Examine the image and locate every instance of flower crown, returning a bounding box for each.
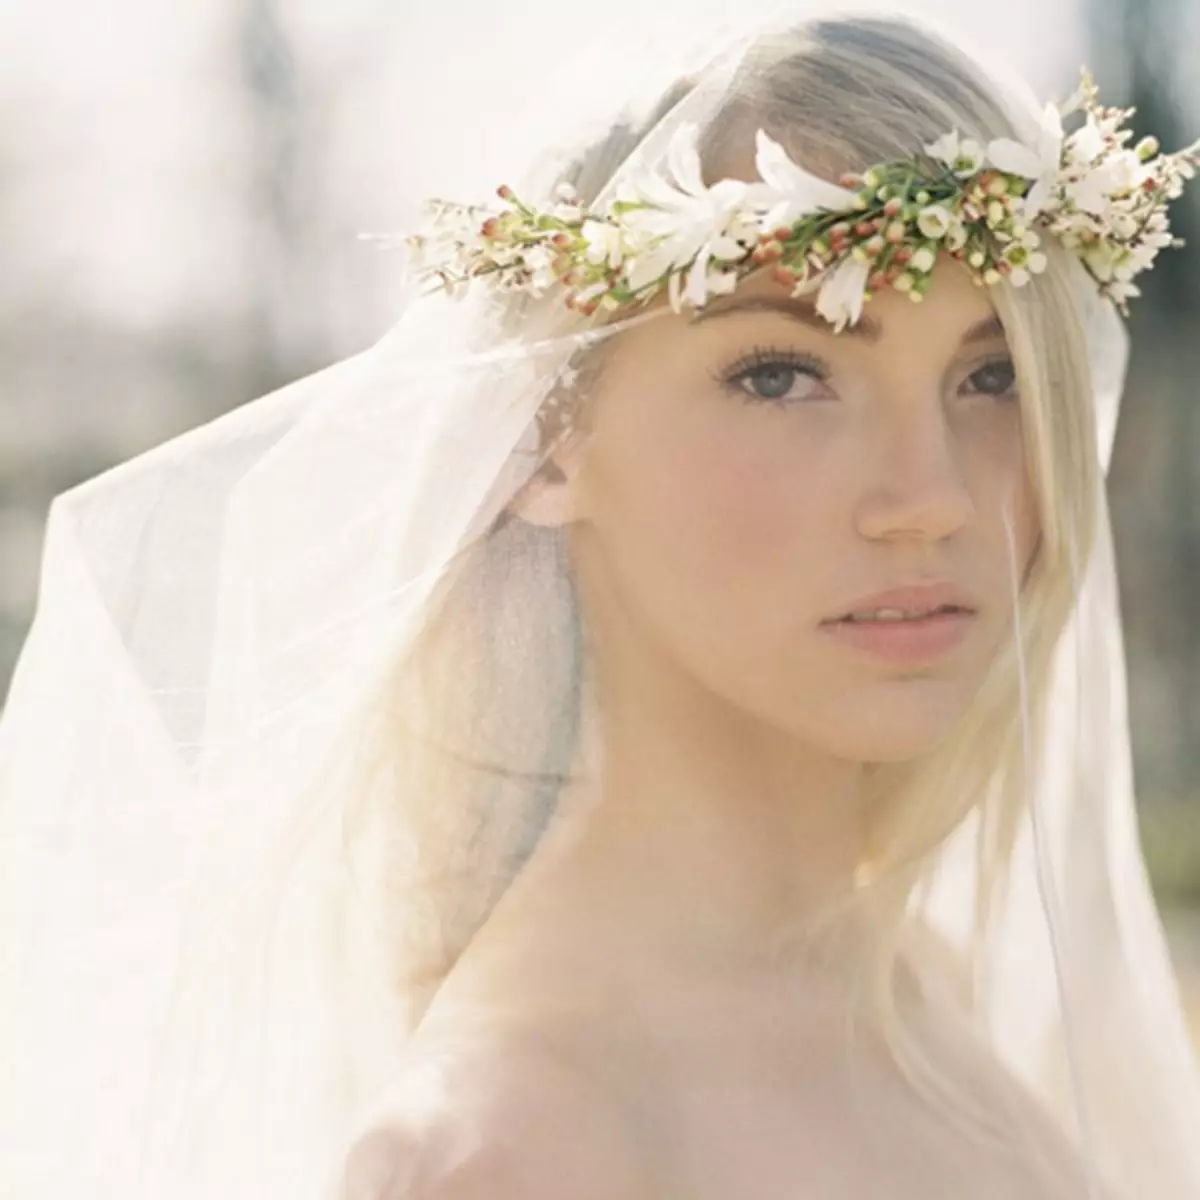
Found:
[391,70,1199,333]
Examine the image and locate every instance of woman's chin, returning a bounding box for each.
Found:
[784,687,970,763]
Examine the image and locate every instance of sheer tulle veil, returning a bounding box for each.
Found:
[0,4,1197,1198]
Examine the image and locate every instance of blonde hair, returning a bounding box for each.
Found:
[342,9,1100,1139]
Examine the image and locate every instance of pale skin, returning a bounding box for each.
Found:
[339,260,1112,1199]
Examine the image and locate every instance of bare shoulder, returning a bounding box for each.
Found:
[899,976,1122,1199]
[337,1026,656,1200]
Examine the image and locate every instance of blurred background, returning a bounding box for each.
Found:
[1,0,1198,1037]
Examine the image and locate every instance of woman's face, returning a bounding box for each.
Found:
[558,258,1040,762]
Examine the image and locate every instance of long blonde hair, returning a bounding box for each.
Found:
[341,9,1100,1133]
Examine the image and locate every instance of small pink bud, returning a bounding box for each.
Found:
[868,270,889,290]
[853,220,876,238]
[497,184,515,201]
[771,264,797,286]
[883,197,903,216]
[772,225,796,242]
[480,217,500,238]
[893,247,912,265]
[865,235,886,256]
[752,241,784,264]
[885,221,906,244]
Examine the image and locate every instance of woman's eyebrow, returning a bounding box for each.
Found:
[689,294,1007,346]
[959,313,1007,344]
[688,294,882,341]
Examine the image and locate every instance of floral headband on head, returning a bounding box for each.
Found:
[385,70,1199,334]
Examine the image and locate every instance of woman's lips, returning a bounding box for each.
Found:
[821,609,976,664]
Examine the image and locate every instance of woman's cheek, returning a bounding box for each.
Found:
[968,425,1036,534]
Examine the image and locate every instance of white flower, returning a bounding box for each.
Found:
[1065,115,1106,167]
[1057,78,1090,119]
[582,219,626,269]
[1116,242,1158,280]
[1005,224,1036,248]
[666,270,683,312]
[707,270,740,296]
[673,216,760,310]
[678,239,743,309]
[815,255,870,333]
[723,210,767,250]
[787,268,826,298]
[986,102,1064,219]
[615,121,756,306]
[1110,213,1139,240]
[1065,150,1149,216]
[944,219,968,252]
[1083,240,1118,281]
[488,243,523,269]
[523,244,560,293]
[1063,174,1113,218]
[1102,149,1149,192]
[748,129,859,232]
[1001,227,1048,282]
[1105,280,1141,305]
[573,279,611,305]
[925,130,957,164]
[916,204,954,240]
[552,202,583,223]
[909,246,937,273]
[925,129,986,177]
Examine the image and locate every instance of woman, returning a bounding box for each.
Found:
[1,7,1197,1200]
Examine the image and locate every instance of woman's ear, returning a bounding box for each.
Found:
[506,435,589,528]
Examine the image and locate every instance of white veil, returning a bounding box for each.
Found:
[1,7,1198,1199]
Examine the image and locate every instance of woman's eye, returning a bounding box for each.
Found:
[962,357,1017,397]
[715,351,830,405]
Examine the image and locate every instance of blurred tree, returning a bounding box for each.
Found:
[1089,0,1200,809]
[235,0,336,401]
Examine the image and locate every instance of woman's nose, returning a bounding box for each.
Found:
[854,412,975,543]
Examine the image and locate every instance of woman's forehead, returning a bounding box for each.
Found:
[623,256,1006,352]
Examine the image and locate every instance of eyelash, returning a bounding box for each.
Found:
[711,345,830,406]
[712,343,1019,405]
